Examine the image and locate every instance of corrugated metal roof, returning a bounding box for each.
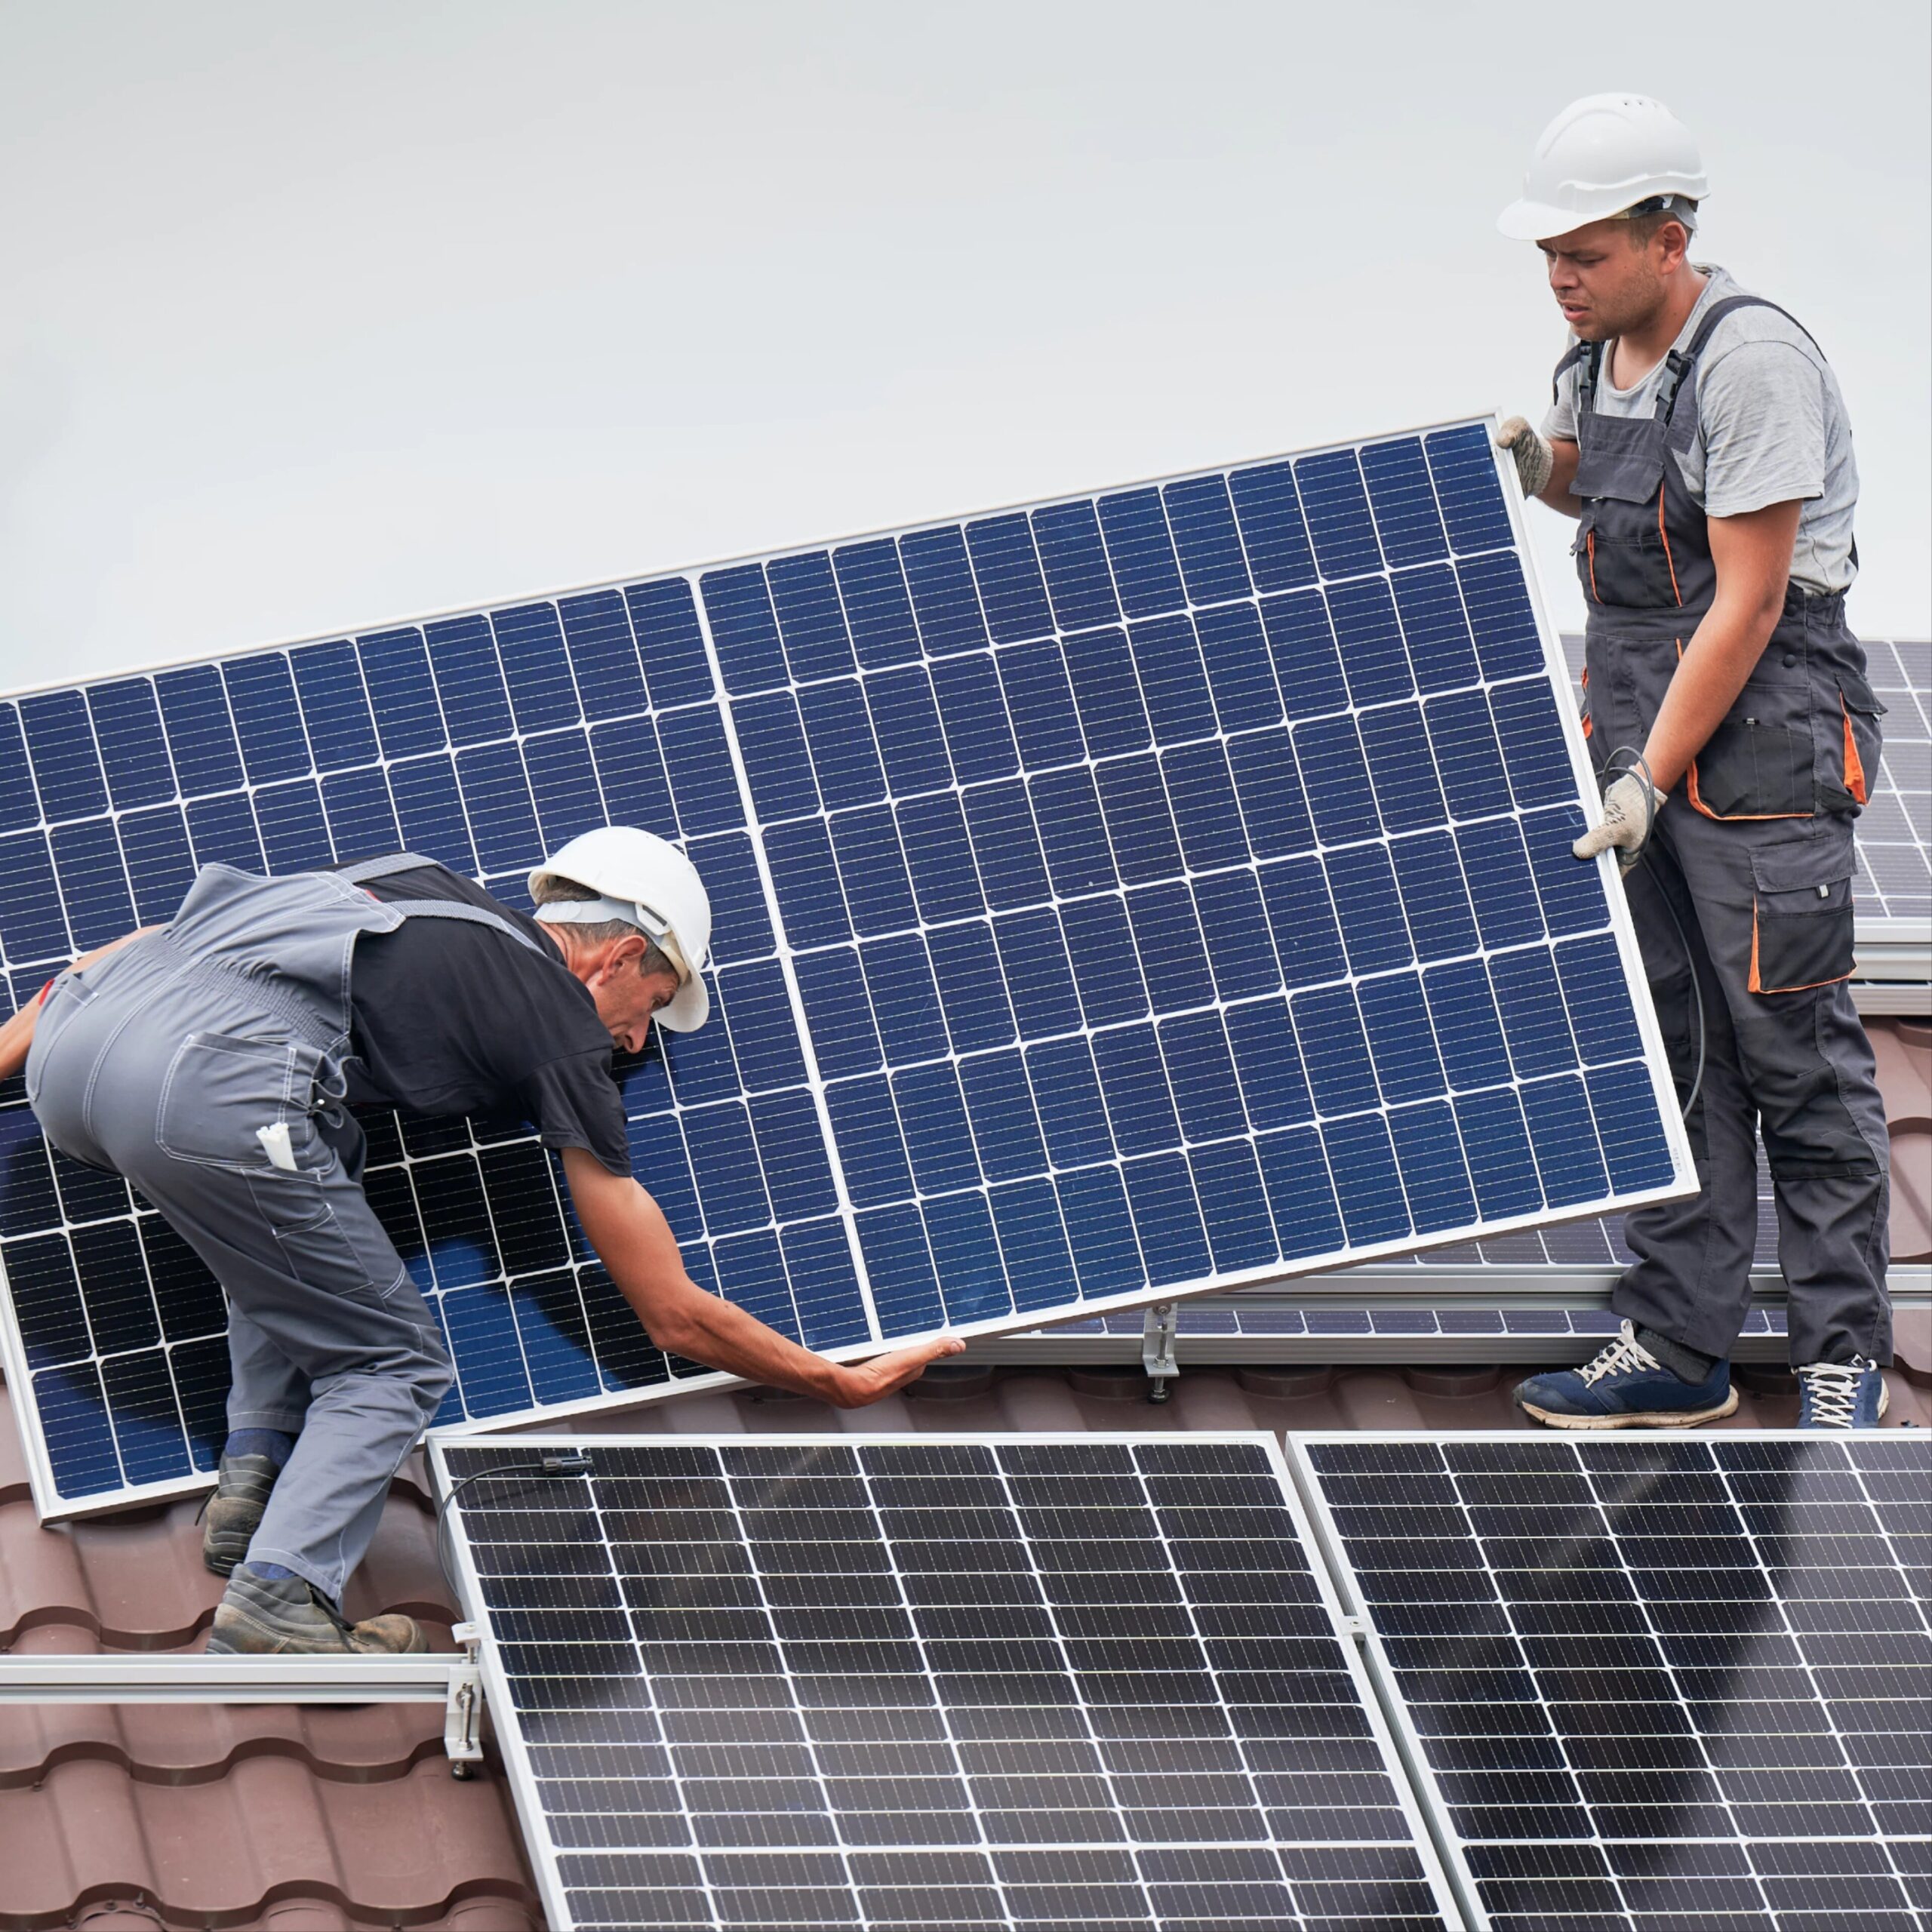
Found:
[2,1018,1927,1930]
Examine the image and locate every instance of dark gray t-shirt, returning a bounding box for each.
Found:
[339,860,630,1174]
[1543,263,1859,594]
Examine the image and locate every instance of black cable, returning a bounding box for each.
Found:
[1600,745,1706,1122]
[433,1451,595,1599]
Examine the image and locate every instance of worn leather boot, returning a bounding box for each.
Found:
[201,1452,281,1577]
[206,1564,428,1655]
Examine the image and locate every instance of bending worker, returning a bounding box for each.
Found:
[0,829,960,1653]
[1494,95,1891,1431]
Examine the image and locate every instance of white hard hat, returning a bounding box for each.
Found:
[1498,93,1707,242]
[529,826,713,1032]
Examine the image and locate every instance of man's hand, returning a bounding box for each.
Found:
[821,1336,968,1407]
[1496,416,1555,499]
[1574,771,1668,873]
[561,1147,963,1404]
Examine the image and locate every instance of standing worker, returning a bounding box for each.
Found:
[1494,95,1892,1431]
[0,830,961,1653]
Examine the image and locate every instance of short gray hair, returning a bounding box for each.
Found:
[531,876,678,980]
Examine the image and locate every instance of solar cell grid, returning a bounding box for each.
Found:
[437,1432,1458,1932]
[1294,1430,1932,1932]
[1,417,1692,1519]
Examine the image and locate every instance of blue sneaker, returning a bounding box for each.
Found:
[1798,1358,1889,1429]
[1515,1321,1739,1429]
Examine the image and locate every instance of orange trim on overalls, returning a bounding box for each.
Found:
[1841,697,1868,804]
[1586,529,1599,602]
[1657,483,1683,605]
[1748,902,1856,995]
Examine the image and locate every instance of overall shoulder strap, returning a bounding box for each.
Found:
[336,853,550,958]
[1659,294,1826,425]
[1552,339,1598,407]
[387,897,552,957]
[337,852,444,885]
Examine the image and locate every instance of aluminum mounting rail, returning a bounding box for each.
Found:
[0,1625,488,1774]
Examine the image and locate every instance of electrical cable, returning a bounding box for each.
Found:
[1600,745,1705,1122]
[433,1451,595,1598]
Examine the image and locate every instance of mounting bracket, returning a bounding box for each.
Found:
[1141,1301,1180,1401]
[444,1621,486,1777]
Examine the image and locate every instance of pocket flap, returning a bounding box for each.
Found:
[1837,671,1886,716]
[1750,841,1854,897]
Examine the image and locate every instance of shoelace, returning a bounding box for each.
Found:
[1799,1361,1865,1429]
[1578,1324,1662,1388]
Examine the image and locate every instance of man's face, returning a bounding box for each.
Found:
[1538,217,1674,341]
[586,949,682,1054]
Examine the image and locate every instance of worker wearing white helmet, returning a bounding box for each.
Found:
[0,830,961,1657]
[1493,97,1892,1433]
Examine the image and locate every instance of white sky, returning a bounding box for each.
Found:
[2,0,1926,691]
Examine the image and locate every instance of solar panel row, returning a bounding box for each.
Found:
[1296,1430,1932,1932]
[438,1435,1457,1932]
[0,417,1690,1518]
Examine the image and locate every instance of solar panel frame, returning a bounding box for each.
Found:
[0,415,1697,1521]
[432,1429,1469,1932]
[1287,1429,1932,1932]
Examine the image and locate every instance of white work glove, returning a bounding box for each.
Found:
[1495,416,1554,500]
[1574,771,1668,875]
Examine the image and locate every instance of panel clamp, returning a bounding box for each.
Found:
[445,1621,487,1777]
[1142,1302,1180,1402]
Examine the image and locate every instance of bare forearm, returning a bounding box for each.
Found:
[1640,598,1778,791]
[657,1287,843,1399]
[1540,438,1582,518]
[562,1148,961,1404]
[1640,503,1800,793]
[0,1004,35,1083]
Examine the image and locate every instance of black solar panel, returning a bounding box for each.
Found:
[435,1433,1460,1932]
[1294,1430,1932,1932]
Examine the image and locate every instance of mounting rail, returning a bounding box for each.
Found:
[0,1623,488,1776]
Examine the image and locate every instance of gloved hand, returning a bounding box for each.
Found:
[1496,416,1554,500]
[1574,771,1668,874]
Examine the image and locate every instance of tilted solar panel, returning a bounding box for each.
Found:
[434,1432,1461,1932]
[0,417,1693,1517]
[1293,1430,1932,1932]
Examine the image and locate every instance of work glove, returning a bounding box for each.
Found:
[1495,416,1554,500]
[1574,771,1668,875]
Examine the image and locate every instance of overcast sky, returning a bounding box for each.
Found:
[2,0,1925,691]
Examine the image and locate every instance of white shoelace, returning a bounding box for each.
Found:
[1577,1322,1662,1388]
[1798,1361,1866,1429]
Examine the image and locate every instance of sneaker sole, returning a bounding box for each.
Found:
[1520,1387,1741,1430]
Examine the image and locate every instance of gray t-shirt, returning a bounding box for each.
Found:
[1543,263,1859,594]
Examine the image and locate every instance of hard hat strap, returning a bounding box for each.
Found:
[534,896,697,984]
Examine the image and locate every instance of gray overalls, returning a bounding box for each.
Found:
[26,855,555,1601]
[1561,297,1892,1367]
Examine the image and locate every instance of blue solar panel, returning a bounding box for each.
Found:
[0,417,1691,1515]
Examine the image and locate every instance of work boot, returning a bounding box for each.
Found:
[1515,1321,1739,1429]
[1797,1358,1890,1429]
[201,1452,281,1577]
[206,1563,428,1655]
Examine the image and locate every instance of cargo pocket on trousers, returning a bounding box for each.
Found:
[1817,671,1886,813]
[1748,843,1855,994]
